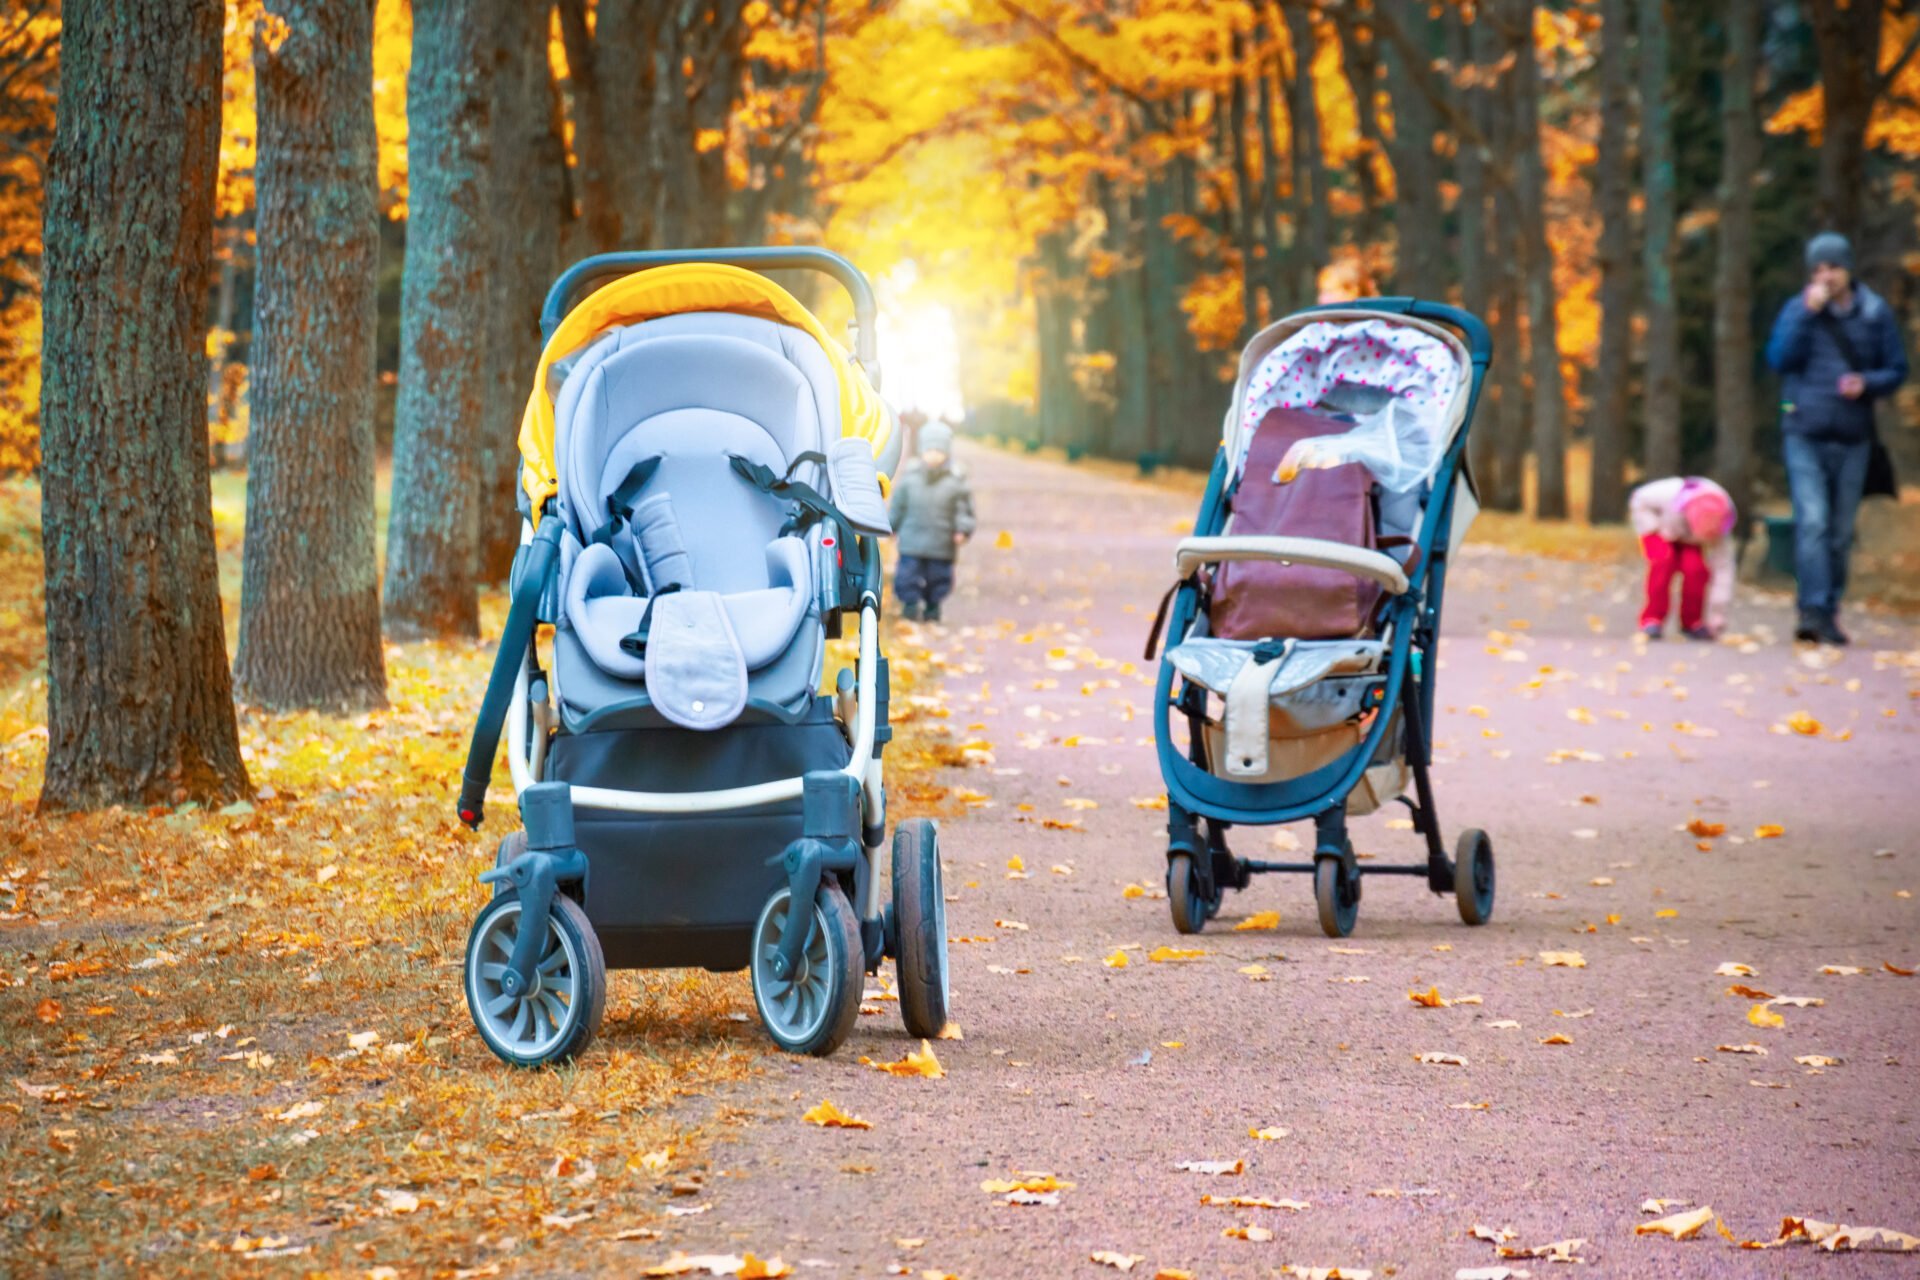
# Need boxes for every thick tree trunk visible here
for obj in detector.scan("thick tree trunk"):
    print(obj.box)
[1486,8,1526,513]
[1283,4,1330,301]
[1334,11,1383,275]
[1712,0,1759,524]
[1458,4,1497,496]
[1382,1,1442,300]
[383,0,495,640]
[555,0,623,251]
[1101,180,1154,464]
[1511,0,1566,519]
[1637,0,1680,480]
[1806,0,1884,242]
[37,0,249,809]
[1035,230,1080,451]
[1253,7,1288,311]
[478,0,567,583]
[1588,0,1634,524]
[234,0,387,711]
[1229,28,1262,340]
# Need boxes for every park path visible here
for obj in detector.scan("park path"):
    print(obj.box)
[653,442,1920,1279]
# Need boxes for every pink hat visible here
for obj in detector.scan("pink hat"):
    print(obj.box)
[1684,490,1731,542]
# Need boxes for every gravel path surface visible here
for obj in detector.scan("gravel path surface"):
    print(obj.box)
[657,443,1920,1279]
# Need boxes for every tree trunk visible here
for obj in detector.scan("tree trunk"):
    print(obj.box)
[1229,27,1261,339]
[234,0,387,711]
[383,0,495,640]
[478,0,567,583]
[37,0,250,809]
[1335,10,1383,276]
[1283,4,1330,301]
[1806,0,1884,243]
[1383,1,1442,300]
[1637,0,1680,480]
[1036,229,1082,451]
[1253,6,1288,311]
[1459,3,1497,496]
[1712,0,1759,524]
[1511,0,1566,519]
[1486,7,1526,513]
[1588,0,1634,524]
[555,0,623,251]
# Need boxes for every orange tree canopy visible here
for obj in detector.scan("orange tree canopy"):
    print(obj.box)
[517,263,892,511]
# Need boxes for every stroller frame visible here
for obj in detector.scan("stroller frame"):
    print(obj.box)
[1150,298,1495,937]
[457,247,949,1064]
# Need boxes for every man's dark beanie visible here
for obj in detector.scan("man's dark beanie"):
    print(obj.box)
[1805,231,1853,272]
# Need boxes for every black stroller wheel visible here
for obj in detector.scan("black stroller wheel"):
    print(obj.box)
[1456,828,1496,926]
[750,881,862,1056]
[1167,853,1214,935]
[892,819,950,1038]
[1314,857,1359,938]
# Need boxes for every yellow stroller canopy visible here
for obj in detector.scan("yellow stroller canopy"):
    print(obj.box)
[517,262,892,511]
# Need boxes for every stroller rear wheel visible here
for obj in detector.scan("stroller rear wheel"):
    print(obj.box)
[465,890,605,1067]
[892,819,951,1038]
[1166,853,1217,935]
[1314,856,1360,938]
[1455,829,1496,925]
[751,881,863,1056]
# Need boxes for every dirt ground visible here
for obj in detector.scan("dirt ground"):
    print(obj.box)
[649,442,1920,1278]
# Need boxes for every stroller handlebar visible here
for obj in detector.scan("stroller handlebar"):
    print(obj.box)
[1308,297,1491,364]
[539,246,880,376]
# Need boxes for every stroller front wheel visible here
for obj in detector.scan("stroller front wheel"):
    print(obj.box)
[465,890,606,1067]
[751,881,863,1056]
[1455,829,1496,926]
[1314,856,1360,938]
[1166,853,1214,935]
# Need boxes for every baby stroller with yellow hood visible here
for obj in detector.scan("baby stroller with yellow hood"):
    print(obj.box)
[456,248,949,1065]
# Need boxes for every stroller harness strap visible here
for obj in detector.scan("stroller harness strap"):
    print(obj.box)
[728,452,860,539]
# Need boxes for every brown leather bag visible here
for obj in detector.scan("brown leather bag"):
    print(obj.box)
[1210,406,1381,641]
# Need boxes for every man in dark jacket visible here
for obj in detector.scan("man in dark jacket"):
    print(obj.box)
[887,422,976,622]
[1765,232,1908,645]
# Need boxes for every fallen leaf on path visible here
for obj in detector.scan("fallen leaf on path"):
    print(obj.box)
[1152,1271,1194,1280]
[1408,986,1451,1008]
[1589,877,1614,887]
[1000,1189,1060,1206]
[1539,1033,1573,1046]
[1497,1238,1586,1263]
[1224,1225,1275,1241]
[1742,1216,1920,1252]
[1725,984,1774,1000]
[992,530,1013,549]
[1469,1223,1517,1243]
[1636,1206,1716,1239]
[1770,995,1822,1008]
[1250,1126,1289,1141]
[993,919,1029,931]
[1687,819,1727,838]
[1487,1020,1521,1030]
[1090,1252,1142,1272]
[1715,962,1756,977]
[1235,911,1280,932]
[1006,856,1025,874]
[1131,795,1169,810]
[802,1099,872,1129]
[1175,1159,1245,1176]
[642,1254,793,1278]
[1885,962,1915,977]
[980,1173,1073,1194]
[1640,1199,1688,1214]
[1820,965,1866,976]
[1240,964,1271,981]
[1415,1052,1468,1066]
[1795,1054,1842,1067]
[936,1022,964,1040]
[613,1227,663,1242]
[1748,1003,1786,1029]
[863,1041,944,1078]
[1716,1043,1768,1055]
[1455,1269,1530,1280]
[1148,946,1206,963]
[1103,950,1130,969]
[1538,951,1586,968]
[1449,1101,1492,1110]
[1754,824,1786,839]
[1203,1194,1309,1210]
[1783,710,1822,736]
[1277,1267,1372,1280]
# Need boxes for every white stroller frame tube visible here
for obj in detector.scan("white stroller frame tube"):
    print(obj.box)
[505,604,882,816]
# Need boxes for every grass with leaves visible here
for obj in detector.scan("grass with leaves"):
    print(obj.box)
[0,473,958,1275]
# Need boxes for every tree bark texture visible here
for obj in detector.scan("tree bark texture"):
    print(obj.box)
[1712,0,1759,524]
[1588,0,1635,524]
[479,0,567,582]
[1486,8,1526,513]
[1636,0,1681,480]
[37,0,250,809]
[1334,10,1382,272]
[383,0,495,640]
[555,0,624,251]
[1382,0,1443,301]
[1283,4,1330,302]
[1806,0,1883,243]
[234,0,388,712]
[1511,0,1566,519]
[1459,3,1499,498]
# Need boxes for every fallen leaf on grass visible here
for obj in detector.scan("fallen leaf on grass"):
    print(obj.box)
[1235,911,1280,932]
[1538,951,1586,968]
[34,998,58,1024]
[375,1189,421,1215]
[631,1148,672,1174]
[542,1210,594,1230]
[863,1041,944,1078]
[1714,962,1756,977]
[1148,946,1206,963]
[1748,1003,1786,1029]
[1175,1159,1245,1176]
[1415,1052,1468,1066]
[802,1099,872,1129]
[1636,1206,1716,1239]
[1090,1252,1143,1272]
[1203,1194,1309,1210]
[613,1227,664,1242]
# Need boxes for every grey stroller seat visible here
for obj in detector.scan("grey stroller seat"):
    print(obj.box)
[548,311,888,733]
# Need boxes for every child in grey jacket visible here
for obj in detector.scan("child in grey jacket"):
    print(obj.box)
[887,422,975,622]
